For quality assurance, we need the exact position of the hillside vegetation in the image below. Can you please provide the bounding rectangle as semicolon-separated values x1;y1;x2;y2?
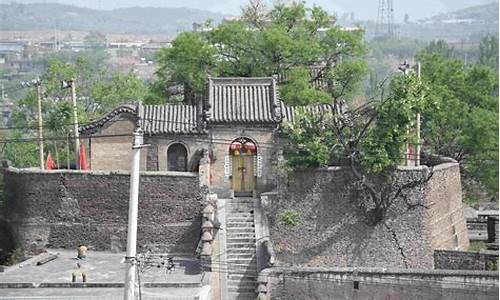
0;3;225;35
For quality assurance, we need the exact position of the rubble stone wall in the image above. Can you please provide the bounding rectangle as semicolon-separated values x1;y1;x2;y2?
264;162;468;269
2;167;203;255
434;249;498;270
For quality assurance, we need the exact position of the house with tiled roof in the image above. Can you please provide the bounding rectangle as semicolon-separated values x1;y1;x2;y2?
80;76;334;197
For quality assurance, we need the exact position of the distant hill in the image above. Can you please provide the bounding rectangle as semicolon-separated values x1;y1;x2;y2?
422;2;499;23
0;3;226;36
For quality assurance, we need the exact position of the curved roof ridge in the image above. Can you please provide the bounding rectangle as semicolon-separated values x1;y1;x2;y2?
79;104;138;135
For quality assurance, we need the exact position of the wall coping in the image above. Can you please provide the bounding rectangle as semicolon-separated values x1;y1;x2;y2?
434;249;499;256
314;161;458;173
3;166;198;178
260;266;499;278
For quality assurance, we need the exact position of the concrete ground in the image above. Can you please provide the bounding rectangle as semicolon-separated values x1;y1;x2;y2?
0;249;206;299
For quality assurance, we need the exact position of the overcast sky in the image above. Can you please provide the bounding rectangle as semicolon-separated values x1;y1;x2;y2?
3;0;499;21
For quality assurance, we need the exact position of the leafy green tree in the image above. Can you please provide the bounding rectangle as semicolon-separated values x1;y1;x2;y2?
417;41;499;194
156;32;215;104
5;56;148;167
153;1;367;105
478;35;499;72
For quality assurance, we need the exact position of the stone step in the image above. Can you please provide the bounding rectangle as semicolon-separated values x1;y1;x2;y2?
229;212;254;217
227;259;257;265
227;254;256;260
227;217;254;222
227;237;256;243
228;209;254;213
226;248;256;254
226;231;255;238
226;242;256;248
226;231;255;235
226;222;255;227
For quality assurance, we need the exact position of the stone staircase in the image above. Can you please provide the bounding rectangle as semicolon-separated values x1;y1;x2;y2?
225;197;258;300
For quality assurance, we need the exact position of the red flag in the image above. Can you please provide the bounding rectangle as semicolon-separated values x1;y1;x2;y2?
79;144;88;170
46;152;57;170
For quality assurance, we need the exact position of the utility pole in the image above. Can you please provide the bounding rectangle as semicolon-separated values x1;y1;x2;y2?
123;128;144;300
416;62;421;166
21;79;44;169
62;79;80;169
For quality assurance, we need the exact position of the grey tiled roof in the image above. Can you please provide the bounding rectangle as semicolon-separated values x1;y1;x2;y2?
139;104;202;134
79;77;339;136
207;77;282;124
281;103;335;123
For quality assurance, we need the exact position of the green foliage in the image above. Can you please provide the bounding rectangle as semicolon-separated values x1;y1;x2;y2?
6;55;149;168
279;68;330;105
278;209;301;228
487;260;498;271
417;41;499;194
282;109;334;170
3;131;39;168
359;74;427;173
468;241;487;251
479;35;499;72
153;1;367;105
282;73;427;174
84;31;107;49
91;72;147;113
155;32;215;101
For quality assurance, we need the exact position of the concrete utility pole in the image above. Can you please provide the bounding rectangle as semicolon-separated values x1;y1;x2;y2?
21;79;44;169
62;79;80;169
36;81;44;170
416;62;421;166
123;128;144;300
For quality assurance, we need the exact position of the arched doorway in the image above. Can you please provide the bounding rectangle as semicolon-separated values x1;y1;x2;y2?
167;143;188;171
230;137;257;196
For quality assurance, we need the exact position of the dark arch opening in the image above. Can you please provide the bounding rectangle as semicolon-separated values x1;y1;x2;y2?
168;143;188;171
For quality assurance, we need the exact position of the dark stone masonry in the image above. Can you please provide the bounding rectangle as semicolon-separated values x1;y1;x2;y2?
434;249;499;271
1;167;202;255
264;162;469;269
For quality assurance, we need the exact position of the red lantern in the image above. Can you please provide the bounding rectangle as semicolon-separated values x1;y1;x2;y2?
230;142;242;151
243;142;257;153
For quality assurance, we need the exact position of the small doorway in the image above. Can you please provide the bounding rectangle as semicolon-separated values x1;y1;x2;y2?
230;137;257;197
167;143;188;171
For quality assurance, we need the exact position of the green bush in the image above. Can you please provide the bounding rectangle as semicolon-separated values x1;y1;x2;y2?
278;209;301;228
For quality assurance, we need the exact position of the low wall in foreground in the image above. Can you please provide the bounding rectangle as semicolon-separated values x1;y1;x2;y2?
2;167;203;255
258;267;499;300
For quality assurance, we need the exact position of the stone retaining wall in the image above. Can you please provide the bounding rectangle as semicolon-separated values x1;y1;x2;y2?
2;167;203;255
264;162;468;269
